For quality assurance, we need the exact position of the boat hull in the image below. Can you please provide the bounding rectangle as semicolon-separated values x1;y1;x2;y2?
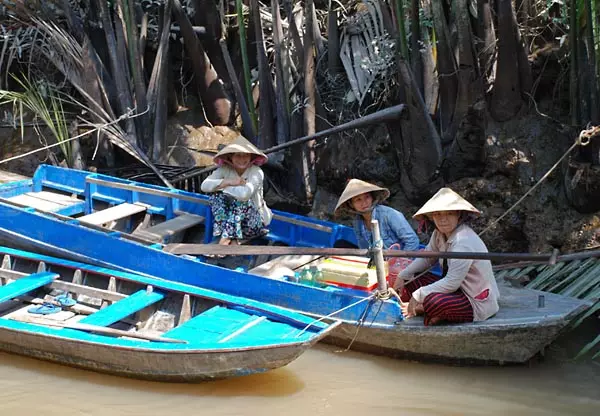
319;285;589;364
0;325;321;381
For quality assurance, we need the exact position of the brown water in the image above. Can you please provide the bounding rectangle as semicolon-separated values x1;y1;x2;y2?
0;341;598;416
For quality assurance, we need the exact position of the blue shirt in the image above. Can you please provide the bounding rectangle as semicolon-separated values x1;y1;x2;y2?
353;205;420;250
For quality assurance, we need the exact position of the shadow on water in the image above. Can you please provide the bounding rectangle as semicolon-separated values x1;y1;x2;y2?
0;351;306;397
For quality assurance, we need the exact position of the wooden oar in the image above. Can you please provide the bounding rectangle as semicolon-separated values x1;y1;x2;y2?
13;315;187;344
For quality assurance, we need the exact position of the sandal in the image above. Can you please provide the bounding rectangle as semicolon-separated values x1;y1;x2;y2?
55;292;77;307
28;302;61;315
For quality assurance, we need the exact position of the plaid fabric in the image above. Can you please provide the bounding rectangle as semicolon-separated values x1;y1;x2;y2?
401;273;474;326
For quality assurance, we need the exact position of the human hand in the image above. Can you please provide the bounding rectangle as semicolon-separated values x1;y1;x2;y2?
230;176;246;186
392;277;405;291
401;297;420;318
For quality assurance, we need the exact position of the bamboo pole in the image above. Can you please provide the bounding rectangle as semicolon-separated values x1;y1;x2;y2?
163;243;593;263
371;220;388;293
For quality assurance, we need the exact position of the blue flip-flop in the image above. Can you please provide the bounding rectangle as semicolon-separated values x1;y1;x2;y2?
28;302;61;315
55;293;76;307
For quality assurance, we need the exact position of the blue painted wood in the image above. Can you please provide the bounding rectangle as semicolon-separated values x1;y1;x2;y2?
79;289;165;327
164;306;255;341
0;205;401;326
0;272;58;303
0;164;408;326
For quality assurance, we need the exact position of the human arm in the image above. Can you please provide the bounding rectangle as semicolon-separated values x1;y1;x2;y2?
387;209;420;251
411;244;473;303
223;167;263;202
201;168;246;193
353;217;370;249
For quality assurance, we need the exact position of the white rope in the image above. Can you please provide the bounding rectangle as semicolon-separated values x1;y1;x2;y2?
294;292;379;337
479;126;594;236
0;109;136;166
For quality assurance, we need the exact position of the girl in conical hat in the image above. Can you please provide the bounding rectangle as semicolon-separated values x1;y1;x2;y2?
334;179;419;251
393;187;500;326
201;135;272;247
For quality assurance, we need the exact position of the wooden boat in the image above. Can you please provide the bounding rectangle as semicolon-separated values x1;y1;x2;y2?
0;164;592;364
0;244;337;382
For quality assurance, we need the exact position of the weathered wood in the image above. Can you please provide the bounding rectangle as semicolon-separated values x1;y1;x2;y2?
132;213;204;242
0;269;128;303
162;243;560;262
7;192;80;212
78;202;148;226
11;315;187;344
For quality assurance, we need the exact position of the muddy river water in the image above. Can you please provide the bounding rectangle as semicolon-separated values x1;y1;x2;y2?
0;334;598;416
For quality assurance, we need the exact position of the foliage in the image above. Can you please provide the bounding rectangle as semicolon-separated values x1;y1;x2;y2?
0;75;73;165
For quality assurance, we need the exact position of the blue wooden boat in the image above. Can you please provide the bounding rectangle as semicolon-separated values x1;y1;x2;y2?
0;165;592;364
0;244;336;381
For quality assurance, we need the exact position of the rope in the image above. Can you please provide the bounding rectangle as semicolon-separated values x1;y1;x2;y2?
294;292;379;337
478;125;595;237
0;108;137;166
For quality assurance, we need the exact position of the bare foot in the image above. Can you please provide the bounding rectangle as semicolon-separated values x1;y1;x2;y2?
415;303;424;315
427;316;443;325
218;237;232;246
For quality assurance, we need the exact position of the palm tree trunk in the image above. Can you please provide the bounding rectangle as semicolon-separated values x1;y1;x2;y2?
250;0;275;149
490;0;523;121
172;0;231;125
96;0;138;146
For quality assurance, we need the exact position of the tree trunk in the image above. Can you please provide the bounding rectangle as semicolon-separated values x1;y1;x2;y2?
327;7;341;76
172;0;231;125
191;0;230;86
392;59;443;200
477;0;496;92
410;0;423;93
584;0;598;123
96;0;138;146
272;0;291;149
490;0;523;121
431;0;458;139
146;0;172;161
570;0;580;125
250;0;275;150
122;0;149;149
296;0;317;203
454;0;481;128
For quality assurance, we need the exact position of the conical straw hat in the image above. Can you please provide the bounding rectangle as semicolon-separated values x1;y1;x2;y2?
413;187;480;221
334;179;390;216
213;135;268;166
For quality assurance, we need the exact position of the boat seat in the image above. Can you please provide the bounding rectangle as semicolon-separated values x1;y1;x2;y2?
0;272;59;304
78;288;165;327
77;203;147;226
132;213;205;243
7;191;83;215
163;306;265;343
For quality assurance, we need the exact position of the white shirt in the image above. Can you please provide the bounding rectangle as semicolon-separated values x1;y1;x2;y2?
200;165;272;225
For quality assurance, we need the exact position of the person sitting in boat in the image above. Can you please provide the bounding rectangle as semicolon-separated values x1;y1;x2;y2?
392;187;500;326
200;135;272;246
334;179;419;251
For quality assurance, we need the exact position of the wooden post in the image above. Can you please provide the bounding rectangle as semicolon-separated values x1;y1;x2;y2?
371;220;388;293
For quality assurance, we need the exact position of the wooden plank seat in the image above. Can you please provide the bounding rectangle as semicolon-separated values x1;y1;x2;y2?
0;272;59;304
163;306;265;343
7;191;82;213
0;268;127;303
78;288;165;327
132;213;205;243
77;203;147;226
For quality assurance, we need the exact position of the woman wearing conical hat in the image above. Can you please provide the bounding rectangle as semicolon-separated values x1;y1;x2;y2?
201;135;272;246
392;188;500;326
334;179;419;251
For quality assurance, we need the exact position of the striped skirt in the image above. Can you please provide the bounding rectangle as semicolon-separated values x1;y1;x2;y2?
400;273;474;326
